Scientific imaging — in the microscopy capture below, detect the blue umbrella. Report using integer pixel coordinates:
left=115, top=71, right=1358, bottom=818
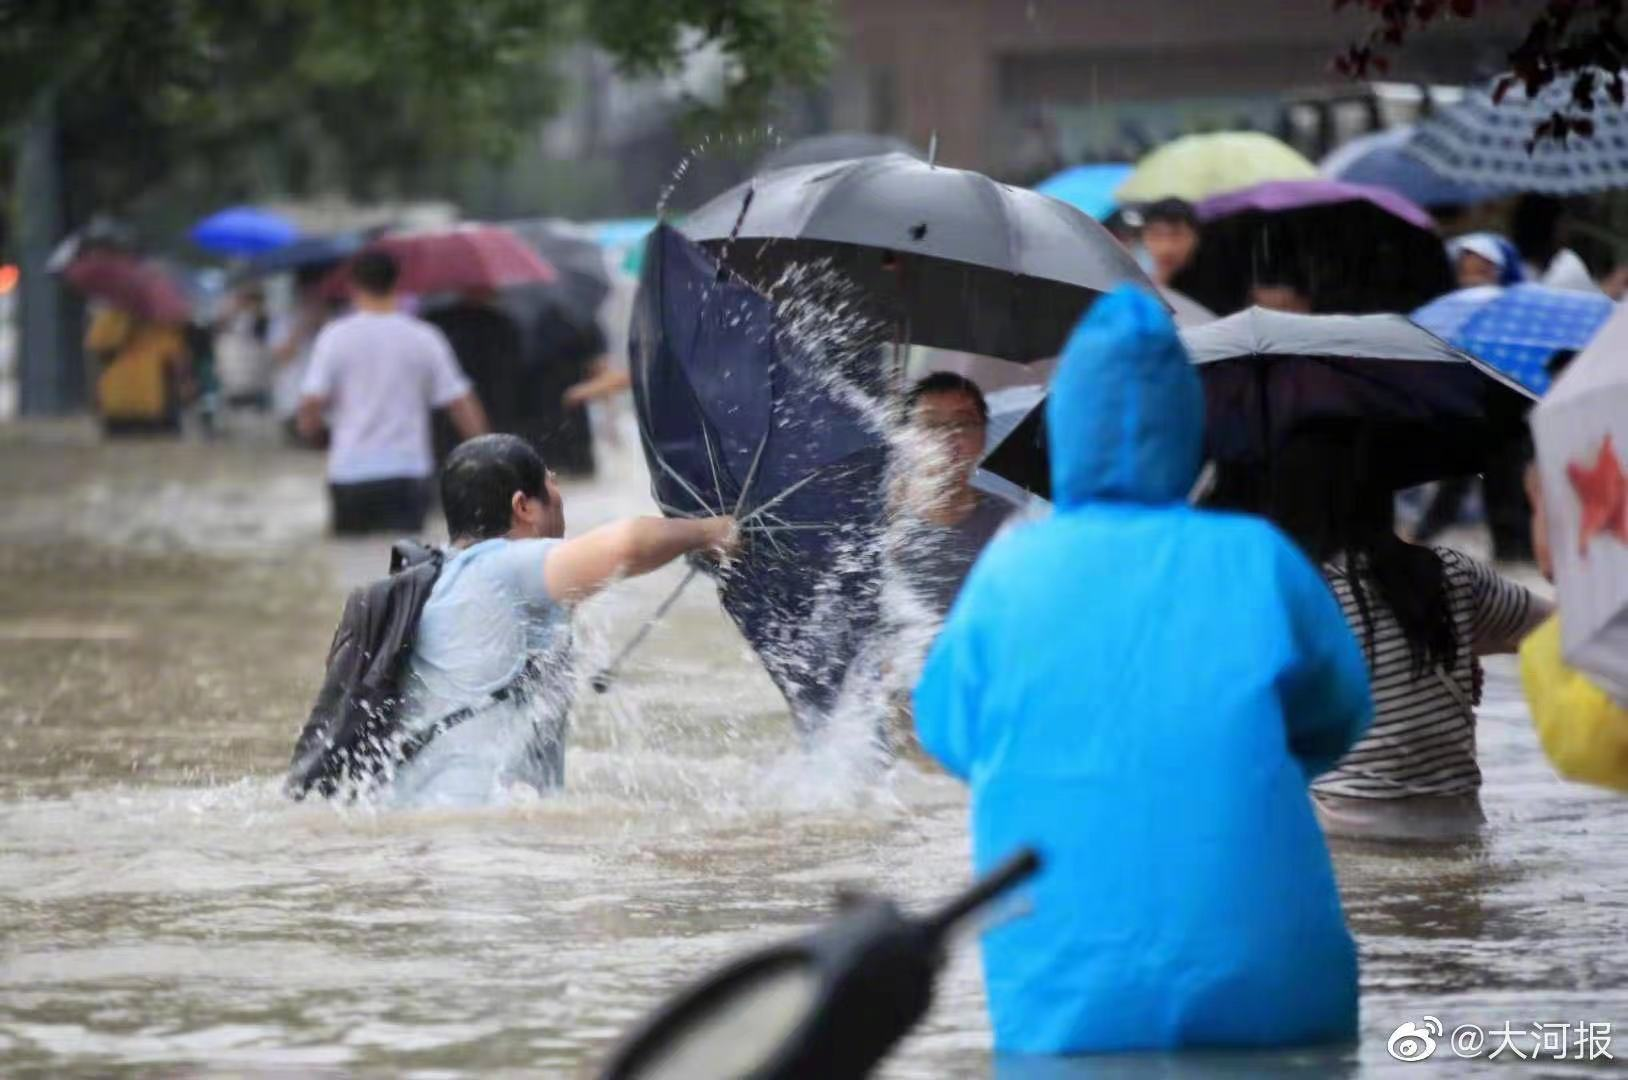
left=629, top=224, right=890, bottom=730
left=1320, top=126, right=1497, bottom=208
left=1033, top=163, right=1134, bottom=220
left=191, top=206, right=299, bottom=256
left=1412, top=283, right=1615, bottom=394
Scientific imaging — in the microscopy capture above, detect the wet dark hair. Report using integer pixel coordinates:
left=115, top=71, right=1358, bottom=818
left=350, top=249, right=400, bottom=296
left=1264, top=427, right=1458, bottom=675
left=440, top=434, right=548, bottom=542
left=906, top=372, right=989, bottom=423
left=1141, top=197, right=1199, bottom=230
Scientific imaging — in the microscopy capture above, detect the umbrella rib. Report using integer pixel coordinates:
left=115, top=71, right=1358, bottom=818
left=640, top=428, right=720, bottom=516
left=701, top=424, right=728, bottom=512
left=739, top=460, right=850, bottom=525
left=732, top=434, right=770, bottom=519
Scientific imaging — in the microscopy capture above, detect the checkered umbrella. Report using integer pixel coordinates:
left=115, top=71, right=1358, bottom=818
left=1411, top=284, right=1616, bottom=395
left=1405, top=78, right=1628, bottom=195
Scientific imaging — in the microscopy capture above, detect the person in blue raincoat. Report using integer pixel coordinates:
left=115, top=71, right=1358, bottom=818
left=914, top=286, right=1373, bottom=1055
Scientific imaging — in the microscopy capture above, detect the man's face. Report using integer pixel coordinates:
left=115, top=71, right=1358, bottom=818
left=1142, top=220, right=1198, bottom=284
left=912, top=390, right=987, bottom=482
left=513, top=472, right=566, bottom=540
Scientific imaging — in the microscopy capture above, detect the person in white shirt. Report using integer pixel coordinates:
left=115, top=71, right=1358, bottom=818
left=298, top=250, right=489, bottom=534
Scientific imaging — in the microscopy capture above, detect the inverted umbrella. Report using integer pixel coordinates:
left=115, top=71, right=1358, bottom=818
left=1531, top=303, right=1628, bottom=697
left=757, top=132, right=921, bottom=173
left=1116, top=132, right=1317, bottom=204
left=1405, top=78, right=1628, bottom=196
left=981, top=306, right=1534, bottom=499
left=1412, top=283, right=1616, bottom=395
left=683, top=153, right=1152, bottom=363
left=190, top=206, right=298, bottom=256
left=62, top=249, right=191, bottom=322
left=1034, top=163, right=1134, bottom=220
left=1173, top=179, right=1453, bottom=316
left=1321, top=125, right=1498, bottom=208
left=629, top=225, right=891, bottom=729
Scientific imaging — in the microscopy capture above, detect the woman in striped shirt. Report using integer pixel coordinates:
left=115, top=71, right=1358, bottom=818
left=1243, top=432, right=1551, bottom=841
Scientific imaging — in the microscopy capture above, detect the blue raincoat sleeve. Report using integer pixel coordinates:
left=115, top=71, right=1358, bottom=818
left=1270, top=529, right=1372, bottom=779
left=914, top=575, right=987, bottom=783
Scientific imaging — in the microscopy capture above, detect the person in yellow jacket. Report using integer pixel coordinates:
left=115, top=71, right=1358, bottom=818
left=86, top=306, right=191, bottom=435
left=1520, top=465, right=1628, bottom=793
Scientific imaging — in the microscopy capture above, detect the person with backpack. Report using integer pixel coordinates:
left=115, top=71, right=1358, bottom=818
left=287, top=434, right=735, bottom=805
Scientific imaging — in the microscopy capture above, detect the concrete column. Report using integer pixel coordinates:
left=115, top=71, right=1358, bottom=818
left=16, top=90, right=82, bottom=417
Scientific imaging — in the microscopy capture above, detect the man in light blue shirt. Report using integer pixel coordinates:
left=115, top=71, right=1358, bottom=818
left=390, top=434, right=735, bottom=807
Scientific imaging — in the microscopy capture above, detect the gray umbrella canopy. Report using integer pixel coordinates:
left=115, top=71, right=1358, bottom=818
left=501, top=218, right=612, bottom=318
left=757, top=132, right=921, bottom=173
left=683, top=153, right=1153, bottom=363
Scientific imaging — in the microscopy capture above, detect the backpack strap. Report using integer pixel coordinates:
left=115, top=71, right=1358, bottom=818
left=395, top=656, right=546, bottom=766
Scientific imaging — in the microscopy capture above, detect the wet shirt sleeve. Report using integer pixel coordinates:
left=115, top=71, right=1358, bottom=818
left=1456, top=552, right=1540, bottom=653
left=486, top=538, right=564, bottom=615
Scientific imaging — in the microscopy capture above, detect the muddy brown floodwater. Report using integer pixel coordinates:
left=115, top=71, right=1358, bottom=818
left=1, top=422, right=1624, bottom=1078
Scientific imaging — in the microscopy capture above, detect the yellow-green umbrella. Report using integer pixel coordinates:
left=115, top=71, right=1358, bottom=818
left=1117, top=132, right=1317, bottom=204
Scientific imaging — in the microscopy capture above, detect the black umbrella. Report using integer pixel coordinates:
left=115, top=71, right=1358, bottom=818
left=682, top=153, right=1153, bottom=363
left=627, top=224, right=892, bottom=729
left=756, top=132, right=921, bottom=173
left=502, top=217, right=613, bottom=319
left=981, top=307, right=1536, bottom=499
left=1171, top=182, right=1455, bottom=317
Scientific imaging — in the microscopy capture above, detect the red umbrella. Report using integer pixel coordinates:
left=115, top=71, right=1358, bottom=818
left=325, top=225, right=557, bottom=298
left=62, top=250, right=191, bottom=322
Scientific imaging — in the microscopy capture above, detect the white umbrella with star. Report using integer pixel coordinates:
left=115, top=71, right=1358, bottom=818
left=1532, top=301, right=1628, bottom=698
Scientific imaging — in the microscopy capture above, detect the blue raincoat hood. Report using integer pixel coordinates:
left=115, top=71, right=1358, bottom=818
left=1046, top=286, right=1203, bottom=509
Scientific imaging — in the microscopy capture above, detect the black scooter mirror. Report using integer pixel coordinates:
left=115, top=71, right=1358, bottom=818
left=600, top=848, right=1041, bottom=1080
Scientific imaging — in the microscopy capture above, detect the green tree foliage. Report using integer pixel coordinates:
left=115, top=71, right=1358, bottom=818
left=0, top=0, right=831, bottom=224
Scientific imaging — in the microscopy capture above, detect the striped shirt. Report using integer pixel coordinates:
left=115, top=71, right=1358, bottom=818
left=1312, top=548, right=1535, bottom=800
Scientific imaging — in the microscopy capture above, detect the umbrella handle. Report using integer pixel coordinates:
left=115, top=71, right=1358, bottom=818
left=590, top=565, right=704, bottom=694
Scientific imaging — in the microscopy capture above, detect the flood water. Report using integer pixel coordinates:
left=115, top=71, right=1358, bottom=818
left=1, top=421, right=1624, bottom=1078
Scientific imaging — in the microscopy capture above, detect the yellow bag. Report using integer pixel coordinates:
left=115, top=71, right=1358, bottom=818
left=1521, top=616, right=1628, bottom=794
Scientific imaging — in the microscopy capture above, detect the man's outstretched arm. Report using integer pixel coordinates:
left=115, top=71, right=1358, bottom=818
left=543, top=516, right=735, bottom=604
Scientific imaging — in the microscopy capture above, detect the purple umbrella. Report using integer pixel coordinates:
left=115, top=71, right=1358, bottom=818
left=1197, top=179, right=1435, bottom=230
left=1173, top=179, right=1452, bottom=316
